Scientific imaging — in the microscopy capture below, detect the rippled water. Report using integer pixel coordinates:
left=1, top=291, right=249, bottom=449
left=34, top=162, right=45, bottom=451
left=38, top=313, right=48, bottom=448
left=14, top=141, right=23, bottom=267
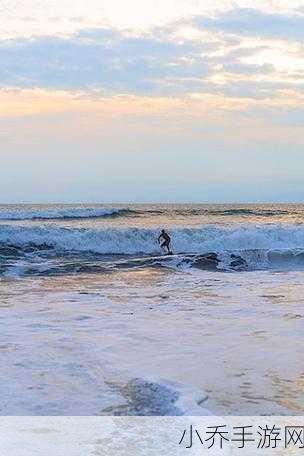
left=0, top=203, right=303, bottom=415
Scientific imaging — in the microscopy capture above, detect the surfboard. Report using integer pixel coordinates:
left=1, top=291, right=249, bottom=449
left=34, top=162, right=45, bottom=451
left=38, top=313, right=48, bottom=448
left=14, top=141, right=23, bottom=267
left=128, top=253, right=190, bottom=262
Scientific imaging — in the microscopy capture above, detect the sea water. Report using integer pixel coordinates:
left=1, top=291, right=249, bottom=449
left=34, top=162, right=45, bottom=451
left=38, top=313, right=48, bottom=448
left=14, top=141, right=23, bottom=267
left=0, top=203, right=303, bottom=415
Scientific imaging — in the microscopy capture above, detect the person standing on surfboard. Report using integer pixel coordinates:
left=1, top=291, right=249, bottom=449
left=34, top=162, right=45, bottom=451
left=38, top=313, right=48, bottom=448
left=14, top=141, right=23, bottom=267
left=158, top=229, right=172, bottom=255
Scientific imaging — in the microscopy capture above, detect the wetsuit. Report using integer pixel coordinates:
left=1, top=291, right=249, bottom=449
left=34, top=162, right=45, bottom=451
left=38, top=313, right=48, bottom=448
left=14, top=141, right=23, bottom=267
left=158, top=231, right=172, bottom=254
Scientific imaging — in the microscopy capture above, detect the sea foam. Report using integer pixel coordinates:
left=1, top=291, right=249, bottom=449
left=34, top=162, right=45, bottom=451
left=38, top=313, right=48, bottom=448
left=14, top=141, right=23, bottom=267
left=1, top=224, right=304, bottom=261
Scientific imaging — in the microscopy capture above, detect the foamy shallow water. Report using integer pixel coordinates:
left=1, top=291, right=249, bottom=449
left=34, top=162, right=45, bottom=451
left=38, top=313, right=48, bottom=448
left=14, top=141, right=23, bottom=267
left=1, top=267, right=303, bottom=415
left=0, top=203, right=303, bottom=415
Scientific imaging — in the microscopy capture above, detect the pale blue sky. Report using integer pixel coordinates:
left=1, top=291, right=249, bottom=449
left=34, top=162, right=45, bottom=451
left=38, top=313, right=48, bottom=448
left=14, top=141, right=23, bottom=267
left=1, top=0, right=304, bottom=202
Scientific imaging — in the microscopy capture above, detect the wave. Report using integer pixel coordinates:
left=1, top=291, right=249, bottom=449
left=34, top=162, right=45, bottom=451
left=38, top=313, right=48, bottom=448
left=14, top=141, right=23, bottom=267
left=138, top=207, right=292, bottom=217
left=207, top=208, right=290, bottom=217
left=0, top=207, right=135, bottom=221
left=101, top=376, right=210, bottom=415
left=2, top=224, right=304, bottom=271
left=0, top=206, right=297, bottom=221
left=1, top=223, right=304, bottom=254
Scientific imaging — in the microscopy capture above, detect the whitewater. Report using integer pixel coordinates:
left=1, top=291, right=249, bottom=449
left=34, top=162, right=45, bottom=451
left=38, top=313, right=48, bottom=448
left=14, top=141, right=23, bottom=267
left=0, top=203, right=303, bottom=415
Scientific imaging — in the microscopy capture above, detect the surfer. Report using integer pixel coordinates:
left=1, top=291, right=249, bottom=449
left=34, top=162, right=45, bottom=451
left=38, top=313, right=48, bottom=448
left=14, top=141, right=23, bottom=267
left=158, top=229, right=172, bottom=255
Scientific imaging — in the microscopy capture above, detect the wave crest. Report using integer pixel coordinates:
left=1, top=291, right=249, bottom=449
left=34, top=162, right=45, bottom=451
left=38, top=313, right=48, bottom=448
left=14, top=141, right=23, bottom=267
left=0, top=207, right=135, bottom=220
left=1, top=222, right=304, bottom=259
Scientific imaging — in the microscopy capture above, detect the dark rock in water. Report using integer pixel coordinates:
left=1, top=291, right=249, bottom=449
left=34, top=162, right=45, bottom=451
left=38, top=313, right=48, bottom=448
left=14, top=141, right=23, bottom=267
left=229, top=254, right=247, bottom=270
left=23, top=242, right=54, bottom=253
left=0, top=242, right=54, bottom=256
left=0, top=244, right=22, bottom=257
left=191, top=252, right=220, bottom=270
left=184, top=252, right=247, bottom=271
left=101, top=378, right=181, bottom=416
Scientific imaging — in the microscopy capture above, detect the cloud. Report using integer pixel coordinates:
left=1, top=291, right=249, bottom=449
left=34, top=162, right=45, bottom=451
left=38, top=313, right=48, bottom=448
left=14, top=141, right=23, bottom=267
left=193, top=8, right=304, bottom=41
left=224, top=45, right=269, bottom=60
left=0, top=13, right=302, bottom=100
left=202, top=79, right=304, bottom=100
left=222, top=62, right=274, bottom=76
left=0, top=27, right=211, bottom=94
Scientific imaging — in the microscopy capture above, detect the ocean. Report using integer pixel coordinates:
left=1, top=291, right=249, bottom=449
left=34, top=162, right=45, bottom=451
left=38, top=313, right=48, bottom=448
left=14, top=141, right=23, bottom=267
left=0, top=203, right=303, bottom=415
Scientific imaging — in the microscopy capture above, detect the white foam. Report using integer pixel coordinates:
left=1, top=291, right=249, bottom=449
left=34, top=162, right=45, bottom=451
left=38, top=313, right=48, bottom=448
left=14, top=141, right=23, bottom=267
left=1, top=224, right=304, bottom=257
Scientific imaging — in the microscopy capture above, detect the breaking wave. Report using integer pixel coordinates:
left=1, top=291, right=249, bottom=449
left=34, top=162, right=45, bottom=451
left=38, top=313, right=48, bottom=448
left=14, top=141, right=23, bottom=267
left=1, top=223, right=304, bottom=254
left=2, top=223, right=304, bottom=271
left=0, top=207, right=135, bottom=220
left=100, top=376, right=210, bottom=416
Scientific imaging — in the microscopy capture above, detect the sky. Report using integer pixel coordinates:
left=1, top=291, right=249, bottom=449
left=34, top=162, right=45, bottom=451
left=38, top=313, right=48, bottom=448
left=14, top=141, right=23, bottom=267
left=1, top=0, right=304, bottom=203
